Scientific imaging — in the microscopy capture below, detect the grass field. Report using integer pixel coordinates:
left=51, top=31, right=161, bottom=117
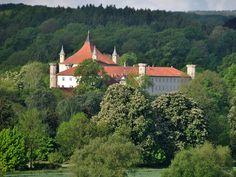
left=6, top=168, right=164, bottom=177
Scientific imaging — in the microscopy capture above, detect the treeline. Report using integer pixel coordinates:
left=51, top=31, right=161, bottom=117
left=0, top=3, right=235, bottom=71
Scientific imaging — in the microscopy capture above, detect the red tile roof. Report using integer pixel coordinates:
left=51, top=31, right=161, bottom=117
left=63, top=41, right=115, bottom=65
left=57, top=65, right=190, bottom=78
left=146, top=67, right=189, bottom=77
left=57, top=67, right=76, bottom=76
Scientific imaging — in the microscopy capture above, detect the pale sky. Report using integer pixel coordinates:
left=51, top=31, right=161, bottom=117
left=0, top=0, right=236, bottom=11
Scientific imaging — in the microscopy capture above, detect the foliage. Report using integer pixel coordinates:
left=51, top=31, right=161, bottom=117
left=152, top=92, right=208, bottom=151
left=56, top=113, right=97, bottom=158
left=221, top=52, right=236, bottom=69
left=25, top=89, right=57, bottom=111
left=162, top=142, right=234, bottom=177
left=119, top=52, right=138, bottom=66
left=0, top=98, right=15, bottom=131
left=18, top=109, right=47, bottom=168
left=35, top=137, right=55, bottom=161
left=20, top=62, right=48, bottom=90
left=75, top=59, right=110, bottom=91
left=181, top=70, right=229, bottom=145
left=0, top=162, right=3, bottom=177
left=95, top=84, right=165, bottom=166
left=0, top=128, right=27, bottom=172
left=71, top=134, right=141, bottom=177
left=228, top=94, right=236, bottom=158
left=25, top=89, right=59, bottom=136
left=0, top=4, right=233, bottom=71
left=56, top=90, right=103, bottom=122
left=48, top=152, right=64, bottom=164
left=223, top=64, right=236, bottom=91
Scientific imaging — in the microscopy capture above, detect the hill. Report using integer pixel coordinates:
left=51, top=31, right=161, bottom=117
left=0, top=3, right=235, bottom=71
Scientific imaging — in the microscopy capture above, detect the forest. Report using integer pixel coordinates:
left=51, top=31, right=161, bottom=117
left=1, top=3, right=236, bottom=177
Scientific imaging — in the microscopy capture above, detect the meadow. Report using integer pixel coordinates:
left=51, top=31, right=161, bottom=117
left=6, top=168, right=164, bottom=177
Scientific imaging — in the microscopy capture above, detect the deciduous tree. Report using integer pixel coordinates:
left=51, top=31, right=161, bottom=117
left=56, top=113, right=97, bottom=158
left=152, top=92, right=208, bottom=151
left=0, top=128, right=27, bottom=172
left=18, top=109, right=47, bottom=168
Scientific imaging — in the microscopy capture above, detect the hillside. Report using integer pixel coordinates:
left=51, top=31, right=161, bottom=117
left=0, top=3, right=235, bottom=71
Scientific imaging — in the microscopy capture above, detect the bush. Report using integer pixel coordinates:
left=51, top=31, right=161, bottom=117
left=162, top=142, right=234, bottom=177
left=48, top=152, right=64, bottom=164
left=71, top=134, right=141, bottom=177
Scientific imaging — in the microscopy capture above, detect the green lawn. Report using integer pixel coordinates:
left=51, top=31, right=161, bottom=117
left=6, top=168, right=164, bottom=177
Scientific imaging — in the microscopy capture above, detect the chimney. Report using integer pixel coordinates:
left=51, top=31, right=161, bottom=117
left=186, top=64, right=196, bottom=79
left=138, top=63, right=147, bottom=75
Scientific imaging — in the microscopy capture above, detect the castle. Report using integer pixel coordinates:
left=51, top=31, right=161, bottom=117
left=50, top=32, right=195, bottom=95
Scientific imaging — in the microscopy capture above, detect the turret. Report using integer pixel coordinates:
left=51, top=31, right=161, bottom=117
left=86, top=30, right=90, bottom=42
left=92, top=45, right=97, bottom=60
left=49, top=63, right=57, bottom=88
left=186, top=64, right=196, bottom=79
left=59, top=45, right=65, bottom=63
left=59, top=45, right=67, bottom=72
left=138, top=63, right=147, bottom=75
left=112, top=46, right=119, bottom=64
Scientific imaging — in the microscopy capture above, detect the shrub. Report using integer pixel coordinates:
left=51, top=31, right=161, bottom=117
left=48, top=152, right=64, bottom=164
left=71, top=134, right=141, bottom=177
left=162, top=142, right=234, bottom=177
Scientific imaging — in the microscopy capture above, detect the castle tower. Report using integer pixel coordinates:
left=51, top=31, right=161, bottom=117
left=50, top=63, right=57, bottom=88
left=186, top=64, right=196, bottom=79
left=92, top=45, right=97, bottom=60
left=59, top=45, right=66, bottom=72
left=112, top=46, right=119, bottom=64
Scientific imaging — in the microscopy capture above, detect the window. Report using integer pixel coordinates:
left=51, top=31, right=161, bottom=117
left=62, top=77, right=65, bottom=81
left=69, top=77, right=72, bottom=81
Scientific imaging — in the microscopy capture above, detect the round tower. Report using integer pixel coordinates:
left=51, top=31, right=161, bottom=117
left=50, top=63, right=57, bottom=88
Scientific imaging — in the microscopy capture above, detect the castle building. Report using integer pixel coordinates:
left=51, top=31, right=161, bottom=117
left=50, top=32, right=195, bottom=95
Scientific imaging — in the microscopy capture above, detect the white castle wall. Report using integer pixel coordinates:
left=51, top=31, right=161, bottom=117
left=146, top=76, right=191, bottom=95
left=57, top=76, right=77, bottom=88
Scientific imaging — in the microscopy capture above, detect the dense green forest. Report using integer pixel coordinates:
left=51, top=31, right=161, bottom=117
left=0, top=3, right=236, bottom=71
left=1, top=3, right=236, bottom=177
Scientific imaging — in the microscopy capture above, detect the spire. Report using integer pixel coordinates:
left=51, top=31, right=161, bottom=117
left=112, top=46, right=119, bottom=64
left=112, top=46, right=117, bottom=56
left=59, top=45, right=65, bottom=64
left=92, top=45, right=97, bottom=60
left=60, top=45, right=65, bottom=55
left=86, top=30, right=90, bottom=42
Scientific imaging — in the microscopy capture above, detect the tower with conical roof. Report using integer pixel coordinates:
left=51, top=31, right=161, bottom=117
left=112, top=46, right=119, bottom=64
left=59, top=45, right=67, bottom=72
